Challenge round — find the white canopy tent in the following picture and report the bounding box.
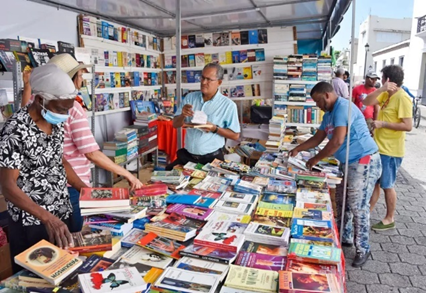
[27,0,356,243]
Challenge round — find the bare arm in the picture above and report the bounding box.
[306,127,346,169]
[173,114,186,128]
[63,157,87,192]
[373,104,380,121]
[289,130,327,156]
[216,126,240,141]
[21,71,32,107]
[364,78,398,106]
[0,167,73,248]
[373,117,412,132]
[85,150,143,189]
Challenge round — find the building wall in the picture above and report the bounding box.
[372,45,410,78]
[355,15,411,82]
[404,0,426,96]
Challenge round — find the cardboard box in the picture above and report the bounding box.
[0,243,12,281]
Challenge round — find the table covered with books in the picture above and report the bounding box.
[0,129,347,293]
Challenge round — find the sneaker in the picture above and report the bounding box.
[352,251,371,267]
[371,221,395,231]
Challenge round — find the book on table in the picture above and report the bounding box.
[278,271,341,293]
[79,188,130,208]
[224,265,278,293]
[173,256,229,282]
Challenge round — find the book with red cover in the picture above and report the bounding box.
[162,212,206,230]
[69,226,113,253]
[235,251,287,271]
[286,259,338,275]
[278,271,341,293]
[188,189,222,199]
[137,232,185,259]
[79,188,130,208]
[133,184,168,197]
[194,230,245,253]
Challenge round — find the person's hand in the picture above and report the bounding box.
[372,120,384,129]
[306,157,320,170]
[23,69,32,86]
[181,104,194,118]
[380,78,397,93]
[288,147,300,157]
[197,122,216,133]
[127,174,144,190]
[43,214,73,249]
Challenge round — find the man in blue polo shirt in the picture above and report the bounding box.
[166,63,240,170]
[289,82,381,267]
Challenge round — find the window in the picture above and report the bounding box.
[399,56,404,67]
[383,60,386,68]
[390,58,395,65]
[374,61,377,72]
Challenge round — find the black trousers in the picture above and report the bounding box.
[8,214,72,273]
[166,148,224,170]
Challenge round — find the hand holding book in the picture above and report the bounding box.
[43,213,74,249]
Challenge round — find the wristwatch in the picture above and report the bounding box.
[212,125,219,134]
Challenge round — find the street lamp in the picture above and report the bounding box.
[364,43,370,76]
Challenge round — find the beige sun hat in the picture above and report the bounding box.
[48,53,92,78]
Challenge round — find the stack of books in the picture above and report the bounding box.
[133,115,158,155]
[268,115,286,142]
[318,56,333,81]
[302,54,318,81]
[288,84,306,102]
[103,140,128,164]
[273,55,288,80]
[286,55,303,80]
[115,129,138,162]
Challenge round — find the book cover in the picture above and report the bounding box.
[286,259,338,275]
[110,245,173,270]
[247,49,256,62]
[288,243,341,265]
[78,267,149,293]
[162,212,205,230]
[251,214,292,228]
[231,31,241,45]
[240,31,249,45]
[180,244,237,264]
[205,53,213,64]
[195,34,204,48]
[166,204,213,221]
[220,32,230,46]
[187,35,196,48]
[292,208,332,221]
[154,267,220,293]
[241,241,287,256]
[224,265,278,293]
[14,240,82,285]
[188,189,222,199]
[255,49,265,61]
[121,228,147,248]
[80,188,130,208]
[220,192,257,204]
[144,221,196,241]
[69,226,113,253]
[174,257,229,282]
[78,255,115,274]
[261,194,295,205]
[194,230,245,252]
[248,30,258,44]
[204,33,213,47]
[235,251,287,271]
[137,232,185,259]
[214,200,254,215]
[28,48,53,67]
[244,222,290,246]
[258,29,268,44]
[195,53,205,67]
[203,220,248,234]
[188,54,195,67]
[57,41,75,57]
[213,33,222,46]
[264,179,297,195]
[290,219,334,242]
[278,271,341,293]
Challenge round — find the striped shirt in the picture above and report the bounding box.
[63,101,99,186]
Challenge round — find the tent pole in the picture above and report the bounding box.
[340,0,356,244]
[176,0,182,150]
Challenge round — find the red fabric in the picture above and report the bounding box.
[352,85,376,119]
[157,120,186,162]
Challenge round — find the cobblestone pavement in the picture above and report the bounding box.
[344,120,426,292]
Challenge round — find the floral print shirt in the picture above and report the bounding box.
[0,106,71,225]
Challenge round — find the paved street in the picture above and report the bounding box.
[344,117,426,292]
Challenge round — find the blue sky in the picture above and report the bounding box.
[332,0,414,50]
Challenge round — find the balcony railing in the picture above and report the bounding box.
[418,15,426,34]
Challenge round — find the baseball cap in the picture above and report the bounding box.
[366,71,380,79]
[48,53,92,78]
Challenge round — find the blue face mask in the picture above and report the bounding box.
[41,102,69,125]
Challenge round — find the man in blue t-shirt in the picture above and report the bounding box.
[289,82,382,268]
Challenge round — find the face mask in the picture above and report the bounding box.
[41,101,69,125]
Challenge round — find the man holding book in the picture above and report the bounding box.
[166,63,240,170]
[0,65,87,272]
[289,82,381,267]
[21,53,144,233]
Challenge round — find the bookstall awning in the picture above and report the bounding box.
[28,0,350,46]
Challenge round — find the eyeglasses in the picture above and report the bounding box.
[201,75,219,83]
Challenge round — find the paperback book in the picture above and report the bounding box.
[241,241,288,256]
[220,191,258,204]
[174,257,229,282]
[194,230,245,253]
[180,244,238,264]
[235,251,287,271]
[111,245,173,270]
[214,200,255,215]
[244,222,291,247]
[137,232,186,259]
[224,265,278,293]
[286,259,338,274]
[166,204,213,221]
[278,271,341,293]
[80,188,130,208]
[290,219,334,242]
[287,243,341,265]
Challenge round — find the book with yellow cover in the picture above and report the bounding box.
[224,265,278,293]
[205,53,212,64]
[225,51,233,64]
[256,208,293,218]
[14,240,82,285]
[243,66,252,79]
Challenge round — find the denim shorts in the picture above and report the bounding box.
[378,154,403,189]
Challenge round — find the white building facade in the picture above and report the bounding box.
[372,40,410,76]
[353,15,411,82]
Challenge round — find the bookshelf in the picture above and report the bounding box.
[272,55,332,127]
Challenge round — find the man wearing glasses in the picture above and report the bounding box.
[352,71,380,134]
[166,63,240,170]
